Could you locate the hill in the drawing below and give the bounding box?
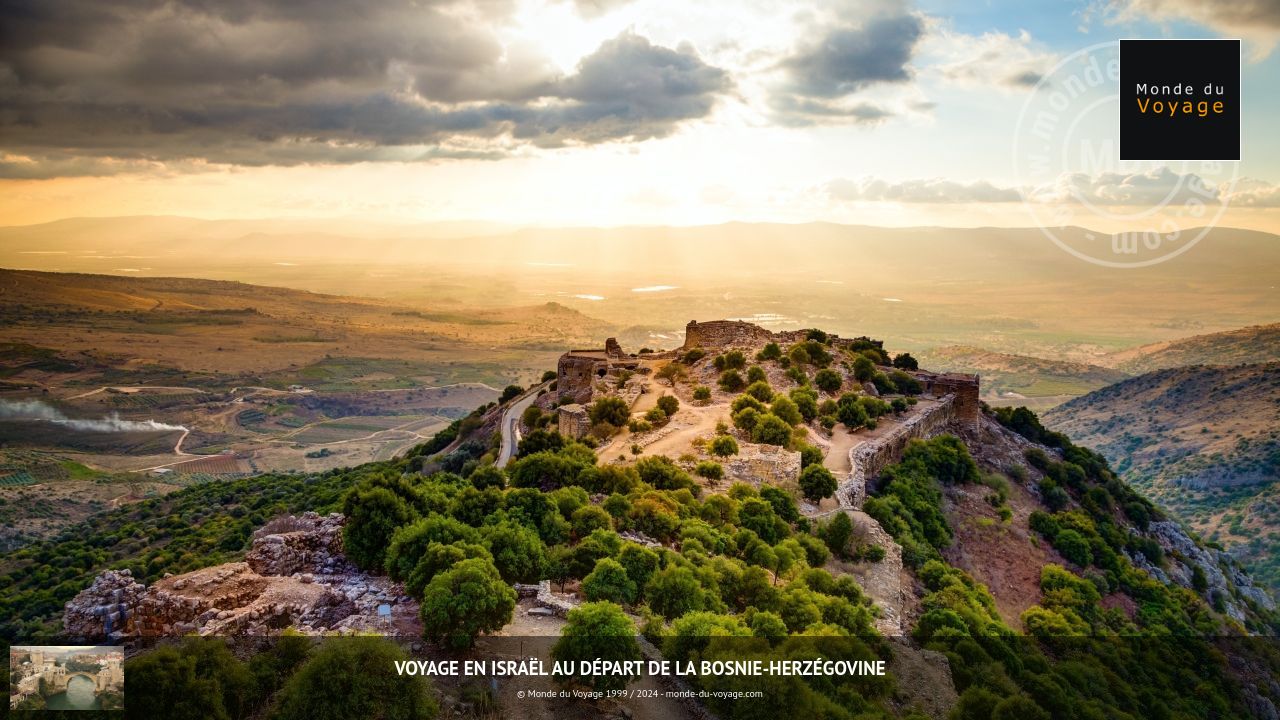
[1103,323,1280,374]
[1045,363,1280,593]
[3,218,1279,362]
[917,345,1130,410]
[0,269,617,546]
[2,319,1277,719]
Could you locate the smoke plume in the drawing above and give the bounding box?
[0,400,188,433]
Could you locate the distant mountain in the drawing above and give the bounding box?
[919,346,1130,409]
[1045,363,1280,593]
[1102,323,1280,374]
[0,268,613,384]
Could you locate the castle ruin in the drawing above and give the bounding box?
[556,337,640,404]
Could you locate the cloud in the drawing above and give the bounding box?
[1092,0,1280,56]
[1026,167,1223,206]
[924,28,1058,90]
[781,14,924,97]
[564,0,634,18]
[0,2,730,177]
[771,6,924,124]
[1222,177,1280,207]
[825,177,1021,203]
[822,168,1280,209]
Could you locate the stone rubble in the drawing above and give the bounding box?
[64,512,417,640]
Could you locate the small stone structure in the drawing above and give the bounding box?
[913,371,980,427]
[556,337,641,403]
[721,443,802,493]
[556,403,591,440]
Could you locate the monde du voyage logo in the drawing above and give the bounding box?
[1121,39,1241,161]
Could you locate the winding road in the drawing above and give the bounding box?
[496,382,550,468]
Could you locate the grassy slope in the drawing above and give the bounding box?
[1045,363,1280,592]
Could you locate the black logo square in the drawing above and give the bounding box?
[1120,39,1240,161]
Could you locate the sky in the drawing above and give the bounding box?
[2,0,1280,231]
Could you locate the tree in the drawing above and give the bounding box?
[635,455,695,491]
[1052,529,1093,567]
[124,639,256,720]
[657,395,680,416]
[500,385,524,403]
[745,380,775,402]
[582,557,637,604]
[799,464,838,502]
[468,465,506,491]
[269,637,439,720]
[751,413,793,446]
[747,365,768,384]
[647,566,710,619]
[342,487,417,573]
[517,429,564,456]
[664,611,751,662]
[406,542,493,599]
[385,514,481,581]
[589,397,630,427]
[814,369,843,394]
[656,362,687,387]
[836,395,869,429]
[749,611,789,644]
[759,486,800,524]
[892,353,919,371]
[541,369,558,382]
[695,461,724,480]
[552,602,642,692]
[853,356,875,382]
[419,558,516,649]
[790,388,819,422]
[758,342,782,361]
[618,543,660,593]
[483,522,547,583]
[889,369,921,395]
[770,395,803,426]
[571,504,613,538]
[718,370,745,392]
[821,512,853,557]
[693,385,711,401]
[710,435,739,457]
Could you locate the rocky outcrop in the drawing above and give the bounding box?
[64,512,417,639]
[1145,520,1275,622]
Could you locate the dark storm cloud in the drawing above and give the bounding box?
[772,9,923,124]
[782,15,923,97]
[0,1,730,177]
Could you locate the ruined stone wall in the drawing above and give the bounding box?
[836,397,958,508]
[722,443,802,494]
[557,353,608,403]
[682,320,777,350]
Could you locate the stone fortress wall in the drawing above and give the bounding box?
[678,319,979,426]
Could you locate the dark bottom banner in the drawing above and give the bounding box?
[6,634,1280,720]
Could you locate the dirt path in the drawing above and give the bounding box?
[597,399,724,464]
[823,426,858,474]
